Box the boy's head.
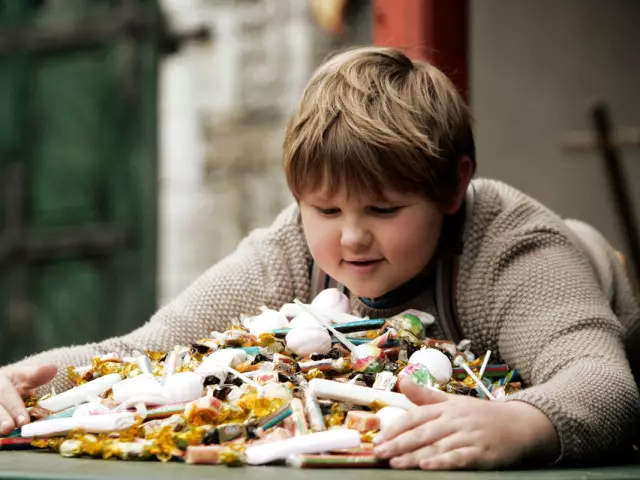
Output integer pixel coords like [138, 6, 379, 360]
[283, 47, 475, 298]
[283, 46, 475, 208]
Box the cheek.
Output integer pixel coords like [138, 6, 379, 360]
[382, 215, 441, 262]
[302, 216, 340, 262]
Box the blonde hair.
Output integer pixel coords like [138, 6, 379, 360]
[283, 46, 475, 206]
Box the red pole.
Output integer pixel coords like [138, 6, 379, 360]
[372, 0, 469, 101]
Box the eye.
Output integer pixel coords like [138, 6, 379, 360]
[369, 206, 401, 215]
[315, 207, 340, 216]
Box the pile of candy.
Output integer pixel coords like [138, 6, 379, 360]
[0, 289, 521, 467]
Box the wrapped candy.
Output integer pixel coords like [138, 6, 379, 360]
[351, 343, 385, 374]
[344, 411, 380, 433]
[408, 348, 453, 384]
[14, 301, 524, 470]
[184, 395, 223, 426]
[387, 311, 427, 340]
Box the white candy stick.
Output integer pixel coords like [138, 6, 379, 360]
[38, 373, 122, 413]
[309, 379, 415, 410]
[21, 412, 136, 438]
[307, 306, 365, 324]
[294, 300, 357, 353]
[462, 363, 496, 400]
[223, 366, 263, 392]
[245, 429, 361, 465]
[478, 350, 491, 379]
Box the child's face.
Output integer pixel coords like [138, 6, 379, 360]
[299, 186, 444, 299]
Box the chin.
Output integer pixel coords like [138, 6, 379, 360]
[343, 283, 391, 300]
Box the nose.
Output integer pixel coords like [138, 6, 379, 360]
[340, 222, 371, 250]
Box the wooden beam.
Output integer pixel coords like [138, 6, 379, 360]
[372, 0, 469, 100]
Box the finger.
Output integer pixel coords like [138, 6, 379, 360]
[374, 404, 443, 444]
[374, 417, 454, 459]
[0, 404, 17, 435]
[8, 365, 57, 394]
[399, 377, 449, 405]
[418, 446, 484, 471]
[0, 375, 30, 429]
[389, 432, 479, 469]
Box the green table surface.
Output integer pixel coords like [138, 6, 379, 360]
[1, 452, 640, 480]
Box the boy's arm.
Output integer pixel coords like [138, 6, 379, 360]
[9, 205, 311, 395]
[488, 230, 639, 464]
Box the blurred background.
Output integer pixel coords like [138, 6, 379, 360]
[0, 0, 638, 365]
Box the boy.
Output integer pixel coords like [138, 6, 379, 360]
[1, 47, 638, 470]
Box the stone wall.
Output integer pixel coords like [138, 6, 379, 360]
[158, 0, 347, 305]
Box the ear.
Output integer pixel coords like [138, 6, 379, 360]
[443, 155, 473, 215]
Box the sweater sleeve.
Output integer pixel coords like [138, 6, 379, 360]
[8, 204, 312, 395]
[488, 229, 639, 464]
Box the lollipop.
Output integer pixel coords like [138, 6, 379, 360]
[408, 348, 453, 384]
[388, 311, 426, 339]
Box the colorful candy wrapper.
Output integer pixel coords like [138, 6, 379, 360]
[273, 353, 297, 376]
[257, 404, 293, 432]
[397, 364, 435, 388]
[387, 312, 426, 339]
[351, 344, 385, 374]
[369, 328, 398, 348]
[255, 427, 291, 444]
[344, 411, 380, 433]
[303, 392, 326, 433]
[185, 444, 238, 465]
[184, 395, 223, 426]
[372, 371, 397, 391]
[287, 398, 310, 436]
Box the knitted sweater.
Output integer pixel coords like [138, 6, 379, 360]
[11, 179, 640, 463]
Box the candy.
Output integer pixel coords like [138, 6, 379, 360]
[287, 398, 310, 436]
[246, 308, 290, 337]
[344, 411, 380, 433]
[288, 312, 326, 330]
[272, 353, 298, 376]
[184, 395, 223, 426]
[257, 405, 293, 431]
[196, 348, 247, 384]
[21, 412, 136, 437]
[309, 379, 415, 410]
[245, 429, 361, 465]
[285, 328, 333, 357]
[351, 344, 385, 373]
[311, 288, 351, 314]
[19, 303, 524, 470]
[257, 427, 291, 443]
[388, 312, 426, 339]
[37, 374, 122, 413]
[185, 444, 227, 465]
[408, 348, 453, 384]
[372, 371, 397, 391]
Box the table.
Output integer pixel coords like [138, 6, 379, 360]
[1, 452, 640, 480]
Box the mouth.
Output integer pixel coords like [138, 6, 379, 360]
[343, 259, 383, 267]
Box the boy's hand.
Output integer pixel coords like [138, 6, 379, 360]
[373, 377, 559, 470]
[0, 364, 57, 435]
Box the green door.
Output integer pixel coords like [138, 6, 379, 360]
[0, 1, 164, 365]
